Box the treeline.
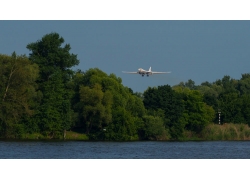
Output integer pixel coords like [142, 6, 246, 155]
[1, 32, 250, 140]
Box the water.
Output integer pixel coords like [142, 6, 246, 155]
[1, 140, 250, 159]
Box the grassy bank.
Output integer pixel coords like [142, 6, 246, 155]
[201, 123, 250, 140]
[12, 131, 89, 140]
[178, 123, 250, 141]
[64, 131, 89, 140]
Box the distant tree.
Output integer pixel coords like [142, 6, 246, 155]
[237, 73, 250, 95]
[221, 75, 239, 94]
[185, 79, 196, 89]
[201, 81, 212, 87]
[241, 73, 250, 80]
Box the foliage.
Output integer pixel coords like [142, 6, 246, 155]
[26, 32, 79, 138]
[176, 88, 215, 133]
[143, 85, 184, 140]
[143, 115, 169, 140]
[0, 53, 39, 138]
[71, 68, 146, 140]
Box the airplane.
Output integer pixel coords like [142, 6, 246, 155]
[122, 67, 171, 77]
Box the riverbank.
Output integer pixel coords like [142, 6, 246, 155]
[201, 123, 250, 140]
[1, 123, 250, 141]
[182, 123, 250, 141]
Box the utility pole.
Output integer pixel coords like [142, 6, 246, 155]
[218, 109, 221, 125]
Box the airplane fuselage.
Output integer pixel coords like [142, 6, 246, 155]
[138, 68, 151, 77]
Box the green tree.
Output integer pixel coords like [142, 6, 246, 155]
[221, 75, 239, 94]
[218, 92, 243, 124]
[241, 94, 250, 126]
[143, 115, 168, 140]
[196, 83, 222, 116]
[185, 79, 196, 90]
[26, 32, 79, 138]
[72, 68, 145, 140]
[0, 53, 39, 138]
[178, 89, 215, 133]
[143, 85, 184, 139]
[237, 73, 250, 95]
[79, 84, 112, 136]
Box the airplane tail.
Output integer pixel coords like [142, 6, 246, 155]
[149, 67, 151, 72]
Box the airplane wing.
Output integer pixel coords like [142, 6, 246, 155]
[151, 71, 171, 74]
[122, 71, 138, 74]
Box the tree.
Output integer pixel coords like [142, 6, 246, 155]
[185, 79, 196, 90]
[143, 85, 184, 139]
[218, 92, 243, 124]
[72, 68, 145, 140]
[0, 53, 39, 138]
[26, 32, 79, 138]
[221, 75, 239, 94]
[241, 94, 250, 126]
[79, 84, 112, 135]
[143, 115, 168, 140]
[178, 89, 215, 133]
[196, 83, 221, 111]
[237, 73, 250, 95]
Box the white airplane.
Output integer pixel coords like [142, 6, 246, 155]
[122, 67, 171, 77]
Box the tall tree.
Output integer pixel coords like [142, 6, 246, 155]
[0, 53, 39, 138]
[26, 32, 79, 138]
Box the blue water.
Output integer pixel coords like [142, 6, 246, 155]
[1, 141, 250, 159]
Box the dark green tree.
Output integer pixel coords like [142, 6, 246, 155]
[218, 92, 243, 124]
[185, 79, 196, 90]
[237, 73, 250, 95]
[178, 88, 215, 133]
[241, 94, 250, 126]
[26, 32, 79, 138]
[143, 85, 184, 139]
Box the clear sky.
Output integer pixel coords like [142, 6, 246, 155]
[1, 20, 250, 92]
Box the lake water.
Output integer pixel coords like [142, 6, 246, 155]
[1, 140, 250, 159]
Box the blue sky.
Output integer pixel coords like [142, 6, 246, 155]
[1, 20, 250, 92]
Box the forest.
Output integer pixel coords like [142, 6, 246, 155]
[1, 32, 250, 141]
